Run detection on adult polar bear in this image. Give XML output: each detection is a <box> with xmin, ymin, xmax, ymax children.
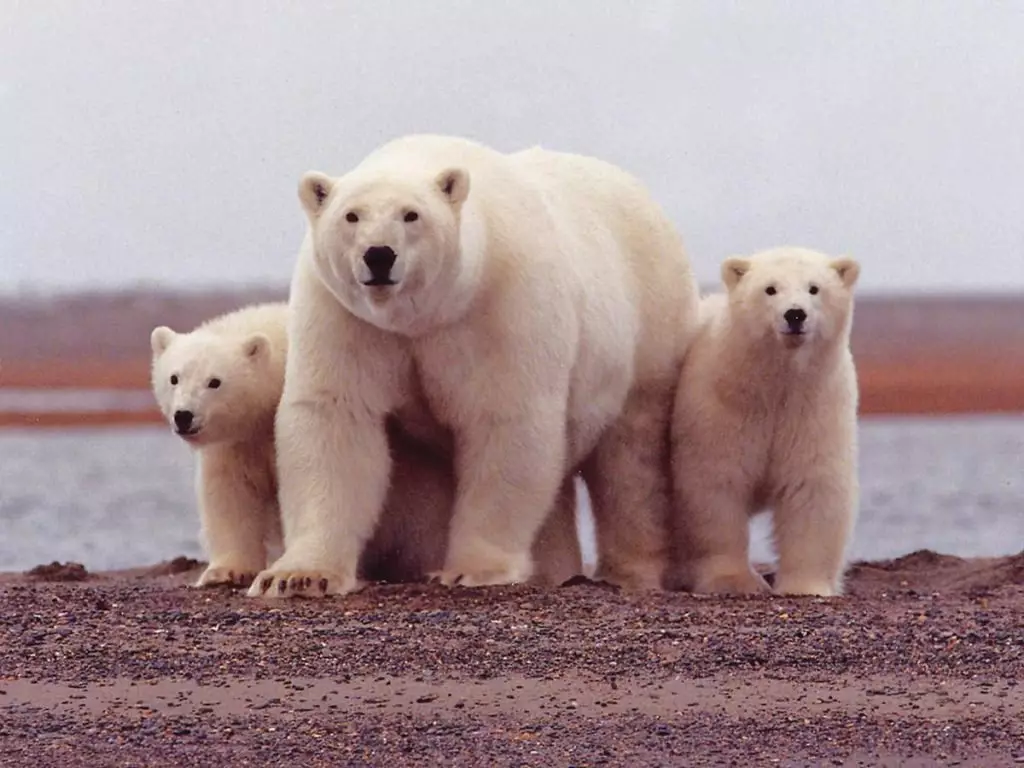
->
<box><xmin>248</xmin><ymin>134</ymin><xmax>699</xmax><ymax>599</ymax></box>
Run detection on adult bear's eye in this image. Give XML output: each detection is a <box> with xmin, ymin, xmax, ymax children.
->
<box><xmin>404</xmin><ymin>211</ymin><xmax>419</xmax><ymax>223</ymax></box>
<box><xmin>809</xmin><ymin>284</ymin><xmax>820</xmax><ymax>295</ymax></box>
<box><xmin>765</xmin><ymin>286</ymin><xmax>777</xmax><ymax>296</ymax></box>
<box><xmin>345</xmin><ymin>212</ymin><xmax>359</xmax><ymax>223</ymax></box>
<box><xmin>208</xmin><ymin>378</ymin><xmax>222</xmax><ymax>389</ymax></box>
<box><xmin>170</xmin><ymin>374</ymin><xmax>179</xmax><ymax>385</ymax></box>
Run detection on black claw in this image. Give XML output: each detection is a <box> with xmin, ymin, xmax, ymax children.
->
<box><xmin>277</xmin><ymin>579</ymin><xmax>287</xmax><ymax>594</ymax></box>
<box><xmin>318</xmin><ymin>578</ymin><xmax>329</xmax><ymax>593</ymax></box>
<box><xmin>453</xmin><ymin>574</ymin><xmax>464</xmax><ymax>586</ymax></box>
<box><xmin>260</xmin><ymin>576</ymin><xmax>273</xmax><ymax>593</ymax></box>
<box><xmin>303</xmin><ymin>576</ymin><xmax>312</xmax><ymax>589</ymax></box>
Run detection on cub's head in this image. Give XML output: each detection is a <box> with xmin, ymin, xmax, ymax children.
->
<box><xmin>721</xmin><ymin>247</ymin><xmax>860</xmax><ymax>350</ymax></box>
<box><xmin>149</xmin><ymin>326</ymin><xmax>276</xmax><ymax>446</ymax></box>
<box><xmin>297</xmin><ymin>165</ymin><xmax>471</xmax><ymax>322</ymax></box>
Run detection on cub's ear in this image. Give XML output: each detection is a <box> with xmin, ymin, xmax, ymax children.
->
<box><xmin>831</xmin><ymin>257</ymin><xmax>860</xmax><ymax>289</ymax></box>
<box><xmin>150</xmin><ymin>326</ymin><xmax>177</xmax><ymax>357</ymax></box>
<box><xmin>298</xmin><ymin>171</ymin><xmax>335</xmax><ymax>219</ymax></box>
<box><xmin>721</xmin><ymin>257</ymin><xmax>751</xmax><ymax>291</ymax></box>
<box><xmin>435</xmin><ymin>167</ymin><xmax>470</xmax><ymax>207</ymax></box>
<box><xmin>243</xmin><ymin>332</ymin><xmax>271</xmax><ymax>360</ymax></box>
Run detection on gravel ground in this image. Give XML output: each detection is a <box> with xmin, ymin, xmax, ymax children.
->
<box><xmin>1</xmin><ymin>550</ymin><xmax>1022</xmax><ymax>767</ymax></box>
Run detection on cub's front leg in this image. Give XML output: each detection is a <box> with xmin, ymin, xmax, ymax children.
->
<box><xmin>194</xmin><ymin>446</ymin><xmax>272</xmax><ymax>589</ymax></box>
<box><xmin>770</xmin><ymin>408</ymin><xmax>858</xmax><ymax>597</ymax></box>
<box><xmin>669</xmin><ymin>396</ymin><xmax>770</xmax><ymax>596</ymax></box>
<box><xmin>771</xmin><ymin>472</ymin><xmax>857</xmax><ymax>597</ymax></box>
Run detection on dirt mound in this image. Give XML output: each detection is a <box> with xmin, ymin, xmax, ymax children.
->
<box><xmin>24</xmin><ymin>561</ymin><xmax>90</xmax><ymax>582</ymax></box>
<box><xmin>144</xmin><ymin>555</ymin><xmax>203</xmax><ymax>577</ymax></box>
<box><xmin>847</xmin><ymin>549</ymin><xmax>1024</xmax><ymax>596</ymax></box>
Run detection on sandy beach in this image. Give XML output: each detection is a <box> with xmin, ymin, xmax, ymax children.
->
<box><xmin>1</xmin><ymin>552</ymin><xmax>1022</xmax><ymax>766</ymax></box>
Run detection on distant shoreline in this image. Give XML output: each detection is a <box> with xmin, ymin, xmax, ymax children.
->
<box><xmin>0</xmin><ymin>355</ymin><xmax>1021</xmax><ymax>427</ymax></box>
<box><xmin>1</xmin><ymin>288</ymin><xmax>1022</xmax><ymax>424</ymax></box>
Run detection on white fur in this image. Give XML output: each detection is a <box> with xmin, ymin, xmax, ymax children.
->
<box><xmin>150</xmin><ymin>302</ymin><xmax>289</xmax><ymax>588</ymax></box>
<box><xmin>249</xmin><ymin>134</ymin><xmax>699</xmax><ymax>598</ymax></box>
<box><xmin>150</xmin><ymin>302</ymin><xmax>583</xmax><ymax>592</ymax></box>
<box><xmin>670</xmin><ymin>246</ymin><xmax>861</xmax><ymax>597</ymax></box>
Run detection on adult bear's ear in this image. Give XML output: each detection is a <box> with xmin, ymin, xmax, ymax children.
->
<box><xmin>830</xmin><ymin>257</ymin><xmax>860</xmax><ymax>289</ymax></box>
<box><xmin>150</xmin><ymin>326</ymin><xmax>177</xmax><ymax>357</ymax></box>
<box><xmin>721</xmin><ymin>257</ymin><xmax>751</xmax><ymax>291</ymax></box>
<box><xmin>298</xmin><ymin>172</ymin><xmax>335</xmax><ymax>219</ymax></box>
<box><xmin>435</xmin><ymin>168</ymin><xmax>470</xmax><ymax>207</ymax></box>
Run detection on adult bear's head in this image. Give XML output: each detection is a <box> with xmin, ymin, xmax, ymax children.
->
<box><xmin>298</xmin><ymin>161</ymin><xmax>474</xmax><ymax>335</ymax></box>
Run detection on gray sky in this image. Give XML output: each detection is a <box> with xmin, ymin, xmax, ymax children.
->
<box><xmin>3</xmin><ymin>1</ymin><xmax>1022</xmax><ymax>295</ymax></box>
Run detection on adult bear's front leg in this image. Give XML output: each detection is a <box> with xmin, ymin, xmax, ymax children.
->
<box><xmin>247</xmin><ymin>398</ymin><xmax>392</xmax><ymax>599</ymax></box>
<box><xmin>434</xmin><ymin>405</ymin><xmax>568</xmax><ymax>588</ymax></box>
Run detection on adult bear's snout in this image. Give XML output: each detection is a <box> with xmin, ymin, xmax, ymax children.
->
<box><xmin>363</xmin><ymin>245</ymin><xmax>398</xmax><ymax>285</ymax></box>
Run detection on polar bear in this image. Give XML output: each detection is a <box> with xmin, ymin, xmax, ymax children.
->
<box><xmin>150</xmin><ymin>302</ymin><xmax>582</xmax><ymax>590</ymax></box>
<box><xmin>247</xmin><ymin>134</ymin><xmax>699</xmax><ymax>599</ymax></box>
<box><xmin>150</xmin><ymin>302</ymin><xmax>288</xmax><ymax>588</ymax></box>
<box><xmin>669</xmin><ymin>246</ymin><xmax>861</xmax><ymax>597</ymax></box>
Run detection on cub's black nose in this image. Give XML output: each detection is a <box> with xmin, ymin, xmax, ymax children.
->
<box><xmin>784</xmin><ymin>308</ymin><xmax>807</xmax><ymax>330</ymax></box>
<box><xmin>174</xmin><ymin>410</ymin><xmax>194</xmax><ymax>431</ymax></box>
<box><xmin>363</xmin><ymin>246</ymin><xmax>397</xmax><ymax>281</ymax></box>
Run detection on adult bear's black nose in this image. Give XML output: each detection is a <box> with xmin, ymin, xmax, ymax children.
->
<box><xmin>784</xmin><ymin>308</ymin><xmax>807</xmax><ymax>331</ymax></box>
<box><xmin>174</xmin><ymin>410</ymin><xmax>194</xmax><ymax>431</ymax></box>
<box><xmin>363</xmin><ymin>246</ymin><xmax>397</xmax><ymax>283</ymax></box>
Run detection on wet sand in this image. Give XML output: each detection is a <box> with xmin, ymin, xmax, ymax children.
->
<box><xmin>2</xmin><ymin>551</ymin><xmax>1022</xmax><ymax>766</ymax></box>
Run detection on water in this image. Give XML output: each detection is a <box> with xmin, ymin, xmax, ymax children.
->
<box><xmin>0</xmin><ymin>417</ymin><xmax>1021</xmax><ymax>573</ymax></box>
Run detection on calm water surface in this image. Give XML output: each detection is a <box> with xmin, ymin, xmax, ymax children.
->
<box><xmin>0</xmin><ymin>417</ymin><xmax>1021</xmax><ymax>572</ymax></box>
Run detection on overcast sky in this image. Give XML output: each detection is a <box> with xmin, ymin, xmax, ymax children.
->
<box><xmin>3</xmin><ymin>1</ymin><xmax>1022</xmax><ymax>295</ymax></box>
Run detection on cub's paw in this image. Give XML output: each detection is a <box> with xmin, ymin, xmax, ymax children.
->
<box><xmin>195</xmin><ymin>564</ymin><xmax>260</xmax><ymax>589</ymax></box>
<box><xmin>693</xmin><ymin>569</ymin><xmax>772</xmax><ymax>596</ymax></box>
<box><xmin>772</xmin><ymin>575</ymin><xmax>839</xmax><ymax>597</ymax></box>
<box><xmin>245</xmin><ymin>569</ymin><xmax>362</xmax><ymax>599</ymax></box>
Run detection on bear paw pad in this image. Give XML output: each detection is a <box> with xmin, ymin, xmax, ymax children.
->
<box><xmin>195</xmin><ymin>565</ymin><xmax>260</xmax><ymax>589</ymax></box>
<box><xmin>245</xmin><ymin>569</ymin><xmax>362</xmax><ymax>599</ymax></box>
<box><xmin>427</xmin><ymin>567</ymin><xmax>526</xmax><ymax>589</ymax></box>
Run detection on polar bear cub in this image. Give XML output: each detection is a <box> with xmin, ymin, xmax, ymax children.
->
<box><xmin>248</xmin><ymin>134</ymin><xmax>698</xmax><ymax>599</ymax></box>
<box><xmin>670</xmin><ymin>247</ymin><xmax>860</xmax><ymax>597</ymax></box>
<box><xmin>150</xmin><ymin>302</ymin><xmax>289</xmax><ymax>588</ymax></box>
<box><xmin>150</xmin><ymin>302</ymin><xmax>583</xmax><ymax>590</ymax></box>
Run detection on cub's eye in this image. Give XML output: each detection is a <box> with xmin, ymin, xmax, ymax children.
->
<box><xmin>403</xmin><ymin>211</ymin><xmax>419</xmax><ymax>223</ymax></box>
<box><xmin>345</xmin><ymin>212</ymin><xmax>359</xmax><ymax>223</ymax></box>
<box><xmin>765</xmin><ymin>286</ymin><xmax>777</xmax><ymax>296</ymax></box>
<box><xmin>809</xmin><ymin>284</ymin><xmax>820</xmax><ymax>295</ymax></box>
<box><xmin>208</xmin><ymin>378</ymin><xmax>222</xmax><ymax>389</ymax></box>
<box><xmin>169</xmin><ymin>374</ymin><xmax>179</xmax><ymax>386</ymax></box>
